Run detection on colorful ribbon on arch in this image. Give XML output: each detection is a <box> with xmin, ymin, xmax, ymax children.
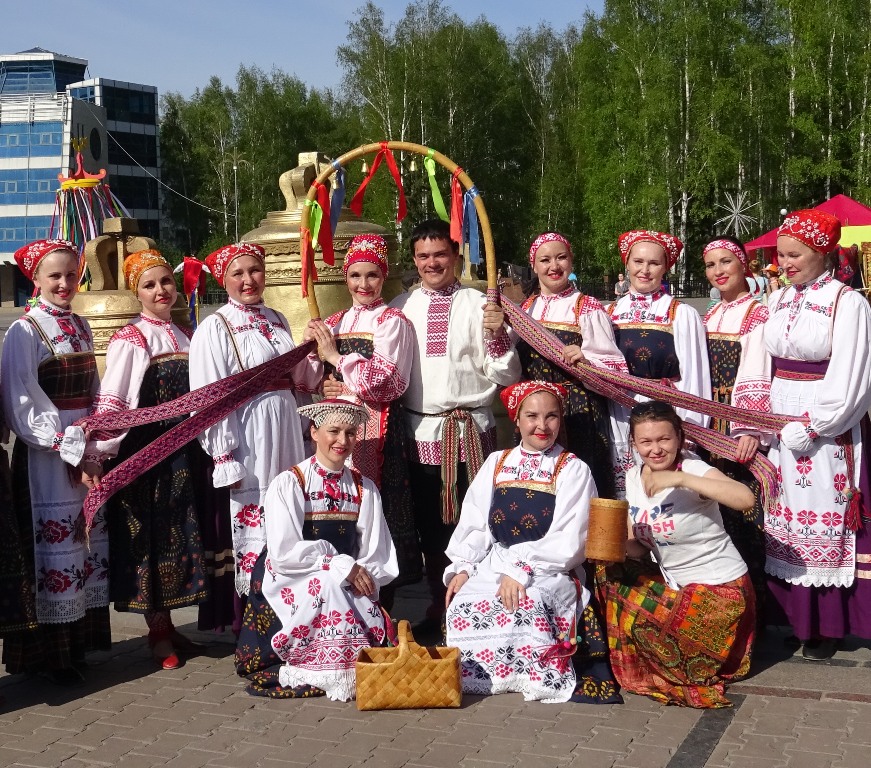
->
<box><xmin>349</xmin><ymin>141</ymin><xmax>407</xmax><ymax>223</ymax></box>
<box><xmin>423</xmin><ymin>149</ymin><xmax>450</xmax><ymax>223</ymax></box>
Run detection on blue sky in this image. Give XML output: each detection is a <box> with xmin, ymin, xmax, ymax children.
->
<box><xmin>1</xmin><ymin>1</ymin><xmax>600</xmax><ymax>99</ymax></box>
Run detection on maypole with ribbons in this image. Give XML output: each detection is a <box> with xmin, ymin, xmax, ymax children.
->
<box><xmin>52</xmin><ymin>137</ymin><xmax>131</xmax><ymax>282</ymax></box>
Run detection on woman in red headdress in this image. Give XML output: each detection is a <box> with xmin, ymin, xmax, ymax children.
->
<box><xmin>82</xmin><ymin>250</ymin><xmax>209</xmax><ymax>669</ymax></box>
<box><xmin>516</xmin><ymin>233</ymin><xmax>628</xmax><ymax>499</ymax></box>
<box><xmin>0</xmin><ymin>240</ymin><xmax>110</xmax><ymax>684</ymax></box>
<box><xmin>188</xmin><ymin>243</ymin><xmax>321</xmax><ymax>630</ymax></box>
<box><xmin>443</xmin><ymin>381</ymin><xmax>621</xmax><ymax>704</ymax></box>
<box><xmin>755</xmin><ymin>209</ymin><xmax>871</xmax><ymax>659</ymax></box>
<box><xmin>701</xmin><ymin>236</ymin><xmax>771</xmax><ymax>629</ymax></box>
<box><xmin>607</xmin><ymin>231</ymin><xmax>712</xmax><ymax>494</ymax></box>
<box><xmin>304</xmin><ymin>234</ymin><xmax>421</xmax><ymax>599</ymax></box>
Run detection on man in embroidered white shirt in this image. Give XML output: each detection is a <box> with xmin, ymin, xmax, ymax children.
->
<box><xmin>390</xmin><ymin>219</ymin><xmax>521</xmax><ymax>626</ymax></box>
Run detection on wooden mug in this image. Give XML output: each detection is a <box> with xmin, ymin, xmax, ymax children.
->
<box><xmin>586</xmin><ymin>497</ymin><xmax>629</xmax><ymax>563</ymax></box>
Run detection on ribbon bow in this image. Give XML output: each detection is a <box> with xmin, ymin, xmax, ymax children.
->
<box><xmin>350</xmin><ymin>142</ymin><xmax>407</xmax><ymax>223</ymax></box>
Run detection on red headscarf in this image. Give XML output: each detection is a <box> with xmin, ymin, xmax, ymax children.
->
<box><xmin>528</xmin><ymin>232</ymin><xmax>572</xmax><ymax>268</ymax></box>
<box><xmin>500</xmin><ymin>381</ymin><xmax>567</xmax><ymax>422</ymax></box>
<box><xmin>702</xmin><ymin>239</ymin><xmax>750</xmax><ymax>275</ymax></box>
<box><xmin>618</xmin><ymin>230</ymin><xmax>683</xmax><ymax>269</ymax></box>
<box><xmin>14</xmin><ymin>239</ymin><xmax>77</xmax><ymax>281</ymax></box>
<box><xmin>777</xmin><ymin>209</ymin><xmax>841</xmax><ymax>253</ymax></box>
<box><xmin>204</xmin><ymin>242</ymin><xmax>266</xmax><ymax>287</ymax></box>
<box><xmin>343</xmin><ymin>234</ymin><xmax>389</xmax><ymax>277</ymax></box>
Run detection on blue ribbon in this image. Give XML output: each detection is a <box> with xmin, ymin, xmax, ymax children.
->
<box><xmin>188</xmin><ymin>289</ymin><xmax>198</xmax><ymax>329</ymax></box>
<box><xmin>330</xmin><ymin>163</ymin><xmax>345</xmax><ymax>235</ymax></box>
<box><xmin>463</xmin><ymin>187</ymin><xmax>480</xmax><ymax>265</ymax></box>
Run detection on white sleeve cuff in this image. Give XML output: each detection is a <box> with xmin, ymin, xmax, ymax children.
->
<box><xmin>58</xmin><ymin>426</ymin><xmax>86</xmax><ymax>466</ymax></box>
<box><xmin>325</xmin><ymin>554</ymin><xmax>356</xmax><ymax>585</ymax></box>
<box><xmin>780</xmin><ymin>421</ymin><xmax>814</xmax><ymax>452</ymax></box>
<box><xmin>442</xmin><ymin>561</ymin><xmax>476</xmax><ymax>586</ymax></box>
<box><xmin>212</xmin><ymin>455</ymin><xmax>246</xmax><ymax>487</ymax></box>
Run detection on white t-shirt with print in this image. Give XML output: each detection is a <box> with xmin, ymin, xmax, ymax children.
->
<box><xmin>625</xmin><ymin>456</ymin><xmax>748</xmax><ymax>587</ymax></box>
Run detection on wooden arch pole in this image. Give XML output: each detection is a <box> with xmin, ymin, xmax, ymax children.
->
<box><xmin>299</xmin><ymin>141</ymin><xmax>497</xmax><ymax>319</ymax></box>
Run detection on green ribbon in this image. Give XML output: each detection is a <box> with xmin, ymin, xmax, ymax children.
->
<box><xmin>424</xmin><ymin>149</ymin><xmax>450</xmax><ymax>223</ymax></box>
<box><xmin>305</xmin><ymin>198</ymin><xmax>324</xmax><ymax>247</ymax></box>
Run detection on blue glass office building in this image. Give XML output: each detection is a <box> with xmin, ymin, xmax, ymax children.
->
<box><xmin>0</xmin><ymin>48</ymin><xmax>159</xmax><ymax>305</ymax></box>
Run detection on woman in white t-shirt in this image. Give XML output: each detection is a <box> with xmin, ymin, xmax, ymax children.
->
<box><xmin>596</xmin><ymin>401</ymin><xmax>756</xmax><ymax>708</ymax></box>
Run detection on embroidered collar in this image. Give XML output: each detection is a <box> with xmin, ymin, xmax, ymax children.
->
<box><xmin>227</xmin><ymin>297</ymin><xmax>266</xmax><ymax>314</ymax></box>
<box><xmin>351</xmin><ymin>298</ymin><xmax>385</xmax><ymax>311</ymax></box>
<box><xmin>36</xmin><ymin>298</ymin><xmax>72</xmax><ymax>317</ymax></box>
<box><xmin>719</xmin><ymin>292</ymin><xmax>754</xmax><ymax>311</ymax></box>
<box><xmin>539</xmin><ymin>286</ymin><xmax>577</xmax><ymax>302</ymax></box>
<box><xmin>139</xmin><ymin>313</ymin><xmax>173</xmax><ymax>328</ymax></box>
<box><xmin>420</xmin><ymin>281</ymin><xmax>461</xmax><ymax>298</ymax></box>
<box><xmin>629</xmin><ymin>288</ymin><xmax>666</xmax><ymax>304</ymax></box>
<box><xmin>310</xmin><ymin>456</ymin><xmax>343</xmax><ymax>478</ymax></box>
<box><xmin>518</xmin><ymin>444</ymin><xmax>557</xmax><ymax>459</ymax></box>
<box><xmin>793</xmin><ymin>273</ymin><xmax>832</xmax><ymax>292</ymax></box>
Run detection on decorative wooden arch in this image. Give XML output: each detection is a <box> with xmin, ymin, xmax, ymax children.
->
<box><xmin>299</xmin><ymin>141</ymin><xmax>498</xmax><ymax>318</ymax></box>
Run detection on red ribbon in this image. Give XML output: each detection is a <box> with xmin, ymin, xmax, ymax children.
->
<box><xmin>450</xmin><ymin>167</ymin><xmax>464</xmax><ymax>245</ymax></box>
<box><xmin>349</xmin><ymin>142</ymin><xmax>407</xmax><ymax>222</ymax></box>
<box><xmin>314</xmin><ymin>182</ymin><xmax>335</xmax><ymax>265</ymax></box>
<box><xmin>300</xmin><ymin>226</ymin><xmax>317</xmax><ymax>298</ymax></box>
<box><xmin>182</xmin><ymin>256</ymin><xmax>206</xmax><ymax>299</ymax></box>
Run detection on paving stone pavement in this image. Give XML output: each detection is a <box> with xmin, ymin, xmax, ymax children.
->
<box><xmin>2</xmin><ymin>580</ymin><xmax>870</xmax><ymax>768</ymax></box>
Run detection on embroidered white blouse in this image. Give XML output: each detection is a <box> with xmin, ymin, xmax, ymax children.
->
<box><xmin>323</xmin><ymin>299</ymin><xmax>414</xmax><ymax>403</ymax></box>
<box><xmin>609</xmin><ymin>290</ymin><xmax>712</xmax><ymax>428</ymax></box>
<box><xmin>1</xmin><ymin>299</ymin><xmax>94</xmax><ymax>465</ymax></box>
<box><xmin>443</xmin><ymin>444</ymin><xmax>594</xmax><ymax>591</ymax></box>
<box><xmin>518</xmin><ymin>288</ymin><xmax>628</xmax><ymax>372</ymax></box>
<box><xmin>264</xmin><ymin>458</ymin><xmax>398</xmax><ymax>588</ymax></box>
<box><xmin>389</xmin><ymin>283</ymin><xmax>521</xmax><ymax>463</ymax></box>
<box><xmin>189</xmin><ymin>299</ymin><xmax>321</xmax><ymax>487</ymax></box>
<box><xmin>88</xmin><ymin>315</ymin><xmax>193</xmax><ymax>458</ymax></box>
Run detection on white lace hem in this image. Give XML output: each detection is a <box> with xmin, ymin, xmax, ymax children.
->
<box><xmin>278</xmin><ymin>664</ymin><xmax>357</xmax><ymax>702</ymax></box>
<box><xmin>765</xmin><ymin>559</ymin><xmax>855</xmax><ymax>589</ymax></box>
<box><xmin>462</xmin><ymin>671</ymin><xmax>575</xmax><ymax>703</ymax></box>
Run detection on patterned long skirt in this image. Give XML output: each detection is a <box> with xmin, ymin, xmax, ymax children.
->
<box><xmin>106</xmin><ymin>360</ymin><xmax>208</xmax><ymax>613</ymax></box>
<box><xmin>2</xmin><ymin>443</ymin><xmax>111</xmax><ymax>674</ymax></box>
<box><xmin>596</xmin><ymin>560</ymin><xmax>755</xmax><ymax>708</ymax></box>
<box><xmin>446</xmin><ymin>559</ymin><xmax>621</xmax><ymax>704</ymax></box>
<box><xmin>235</xmin><ymin>552</ymin><xmax>392</xmax><ymax>701</ymax></box>
<box><xmin>235</xmin><ymin>552</ymin><xmax>326</xmax><ymax>699</ymax></box>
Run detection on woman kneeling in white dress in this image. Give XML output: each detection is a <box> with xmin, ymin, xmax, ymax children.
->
<box><xmin>235</xmin><ymin>398</ymin><xmax>398</xmax><ymax>700</ymax></box>
<box><xmin>445</xmin><ymin>381</ymin><xmax>621</xmax><ymax>704</ymax></box>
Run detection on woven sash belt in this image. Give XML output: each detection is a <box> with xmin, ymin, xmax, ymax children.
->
<box><xmin>772</xmin><ymin>357</ymin><xmax>829</xmax><ymax>381</ymax></box>
<box><xmin>405</xmin><ymin>406</ymin><xmax>484</xmax><ymax>524</ymax></box>
<box><xmin>74</xmin><ymin>340</ymin><xmax>315</xmax><ymax>528</ymax></box>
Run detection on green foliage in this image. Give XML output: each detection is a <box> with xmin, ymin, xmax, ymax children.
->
<box><xmin>157</xmin><ymin>0</ymin><xmax>871</xmax><ymax>284</ymax></box>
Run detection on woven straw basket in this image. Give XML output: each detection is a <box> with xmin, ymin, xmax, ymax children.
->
<box><xmin>355</xmin><ymin>620</ymin><xmax>461</xmax><ymax>710</ymax></box>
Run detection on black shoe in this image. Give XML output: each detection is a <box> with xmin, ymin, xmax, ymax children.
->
<box><xmin>43</xmin><ymin>667</ymin><xmax>86</xmax><ymax>686</ymax></box>
<box><xmin>802</xmin><ymin>638</ymin><xmax>839</xmax><ymax>661</ymax></box>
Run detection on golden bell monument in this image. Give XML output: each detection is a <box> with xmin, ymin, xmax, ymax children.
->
<box><xmin>242</xmin><ymin>152</ymin><xmax>403</xmax><ymax>338</ymax></box>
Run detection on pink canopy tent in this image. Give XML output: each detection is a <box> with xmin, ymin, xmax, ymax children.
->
<box><xmin>744</xmin><ymin>194</ymin><xmax>871</xmax><ymax>253</ymax></box>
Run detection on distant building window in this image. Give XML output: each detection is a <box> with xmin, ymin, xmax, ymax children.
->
<box><xmin>39</xmin><ymin>133</ymin><xmax>53</xmax><ymax>145</ymax></box>
<box><xmin>7</xmin><ymin>135</ymin><xmax>19</xmax><ymax>147</ymax></box>
<box><xmin>37</xmin><ymin>180</ymin><xmax>52</xmax><ymax>192</ymax></box>
<box><xmin>3</xmin><ymin>181</ymin><xmax>17</xmax><ymax>193</ymax></box>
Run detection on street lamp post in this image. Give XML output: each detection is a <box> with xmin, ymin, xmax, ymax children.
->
<box><xmin>224</xmin><ymin>149</ymin><xmax>250</xmax><ymax>243</ymax></box>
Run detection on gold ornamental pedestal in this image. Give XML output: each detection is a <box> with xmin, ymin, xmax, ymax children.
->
<box><xmin>242</xmin><ymin>152</ymin><xmax>404</xmax><ymax>341</ymax></box>
<box><xmin>72</xmin><ymin>218</ymin><xmax>189</xmax><ymax>375</ymax></box>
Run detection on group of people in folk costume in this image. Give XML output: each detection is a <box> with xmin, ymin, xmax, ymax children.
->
<box><xmin>1</xmin><ymin>207</ymin><xmax>869</xmax><ymax>707</ymax></box>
